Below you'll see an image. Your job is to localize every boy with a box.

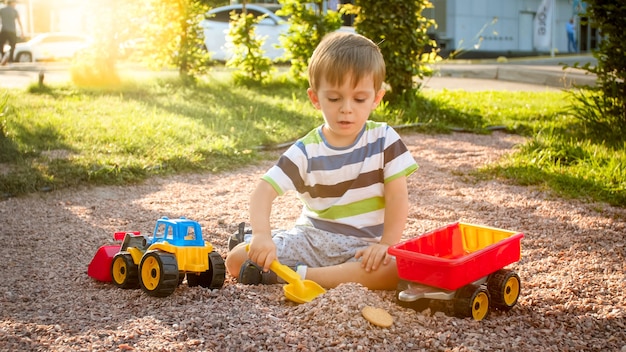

[225,32,418,290]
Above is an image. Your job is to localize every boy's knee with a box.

[225,244,247,277]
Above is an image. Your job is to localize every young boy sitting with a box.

[225,31,418,291]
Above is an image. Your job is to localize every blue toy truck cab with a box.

[152,216,205,247]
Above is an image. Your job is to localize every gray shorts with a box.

[244,225,374,268]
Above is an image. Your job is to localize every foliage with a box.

[200,0,228,7]
[139,0,212,83]
[70,52,121,87]
[346,0,438,102]
[277,0,344,82]
[569,1,626,145]
[226,9,275,85]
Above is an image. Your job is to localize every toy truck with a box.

[88,216,225,297]
[388,222,523,321]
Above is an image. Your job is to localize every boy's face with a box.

[307,73,385,147]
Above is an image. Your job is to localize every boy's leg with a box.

[305,260,399,290]
[225,226,399,289]
[225,242,249,278]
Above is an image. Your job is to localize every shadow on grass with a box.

[388,93,491,134]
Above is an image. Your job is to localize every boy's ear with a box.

[307,88,321,110]
[372,89,386,108]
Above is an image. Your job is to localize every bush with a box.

[348,0,437,102]
[70,52,121,88]
[278,0,343,82]
[227,10,274,84]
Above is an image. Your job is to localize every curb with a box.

[434,64,596,89]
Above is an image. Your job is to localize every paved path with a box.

[0,54,597,91]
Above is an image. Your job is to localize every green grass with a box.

[378,90,572,135]
[1,72,624,207]
[481,130,626,206]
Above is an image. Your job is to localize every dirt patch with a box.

[0,131,624,351]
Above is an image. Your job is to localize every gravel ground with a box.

[1,131,624,351]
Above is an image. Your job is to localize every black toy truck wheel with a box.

[487,269,521,311]
[454,284,491,321]
[139,251,179,297]
[187,251,226,289]
[111,253,139,289]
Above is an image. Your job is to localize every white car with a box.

[13,32,92,63]
[201,4,354,62]
[201,4,288,61]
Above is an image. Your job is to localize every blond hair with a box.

[308,32,385,91]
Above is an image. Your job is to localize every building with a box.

[233,0,599,58]
[425,0,598,58]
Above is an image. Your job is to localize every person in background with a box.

[566,18,577,53]
[0,0,24,64]
[225,32,418,291]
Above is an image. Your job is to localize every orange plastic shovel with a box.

[246,245,326,303]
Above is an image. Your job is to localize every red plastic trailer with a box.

[388,222,523,320]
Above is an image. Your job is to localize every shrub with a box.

[347,0,438,102]
[278,0,343,82]
[227,10,274,84]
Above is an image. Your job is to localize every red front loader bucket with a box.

[88,231,140,282]
[87,244,121,282]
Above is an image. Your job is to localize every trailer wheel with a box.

[111,253,139,289]
[188,252,226,289]
[139,251,179,297]
[454,284,490,321]
[488,269,521,311]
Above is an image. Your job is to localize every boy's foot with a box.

[228,222,251,251]
[238,260,308,285]
[238,260,278,285]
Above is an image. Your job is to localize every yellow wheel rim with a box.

[112,257,127,285]
[503,276,520,306]
[141,255,160,291]
[472,291,490,321]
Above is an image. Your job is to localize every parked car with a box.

[13,32,92,63]
[201,4,287,61]
[201,4,354,62]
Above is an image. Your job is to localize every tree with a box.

[347,0,438,102]
[571,1,626,144]
[140,0,212,83]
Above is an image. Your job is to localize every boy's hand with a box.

[355,243,392,272]
[247,235,276,272]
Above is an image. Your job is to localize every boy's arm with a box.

[380,175,409,247]
[356,176,409,271]
[248,179,279,271]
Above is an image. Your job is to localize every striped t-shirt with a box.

[262,121,418,241]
